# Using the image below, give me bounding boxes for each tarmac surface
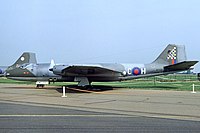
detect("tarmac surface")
[0,84,200,132]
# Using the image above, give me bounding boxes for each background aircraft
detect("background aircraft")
[0,66,7,77]
[4,44,198,87]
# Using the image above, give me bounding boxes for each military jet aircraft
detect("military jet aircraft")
[4,44,198,87]
[0,66,7,77]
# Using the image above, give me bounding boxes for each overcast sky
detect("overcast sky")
[0,0,199,72]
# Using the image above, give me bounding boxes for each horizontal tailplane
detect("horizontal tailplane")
[164,61,198,72]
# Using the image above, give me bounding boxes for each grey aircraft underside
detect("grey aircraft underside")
[0,44,198,87]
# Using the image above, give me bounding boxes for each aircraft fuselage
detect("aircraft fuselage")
[6,63,157,82]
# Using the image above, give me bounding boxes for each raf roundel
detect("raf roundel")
[132,67,141,75]
[21,57,25,61]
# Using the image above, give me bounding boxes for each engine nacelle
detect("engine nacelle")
[52,65,68,75]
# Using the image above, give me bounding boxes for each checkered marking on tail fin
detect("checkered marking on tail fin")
[167,47,177,60]
[167,47,177,65]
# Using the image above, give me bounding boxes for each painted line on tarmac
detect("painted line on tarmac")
[1,100,200,121]
[0,101,200,121]
[0,114,199,121]
[150,115,200,121]
[0,114,135,118]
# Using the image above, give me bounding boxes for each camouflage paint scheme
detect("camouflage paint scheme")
[3,44,198,87]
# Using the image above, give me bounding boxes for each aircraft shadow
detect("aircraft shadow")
[55,85,122,94]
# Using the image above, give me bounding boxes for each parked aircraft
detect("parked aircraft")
[4,44,198,87]
[0,66,7,77]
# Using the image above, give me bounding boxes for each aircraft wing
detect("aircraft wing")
[53,64,122,76]
[120,61,198,80]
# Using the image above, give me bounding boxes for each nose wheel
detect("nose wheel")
[36,81,49,88]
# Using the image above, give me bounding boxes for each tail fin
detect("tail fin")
[152,44,187,65]
[10,52,37,68]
